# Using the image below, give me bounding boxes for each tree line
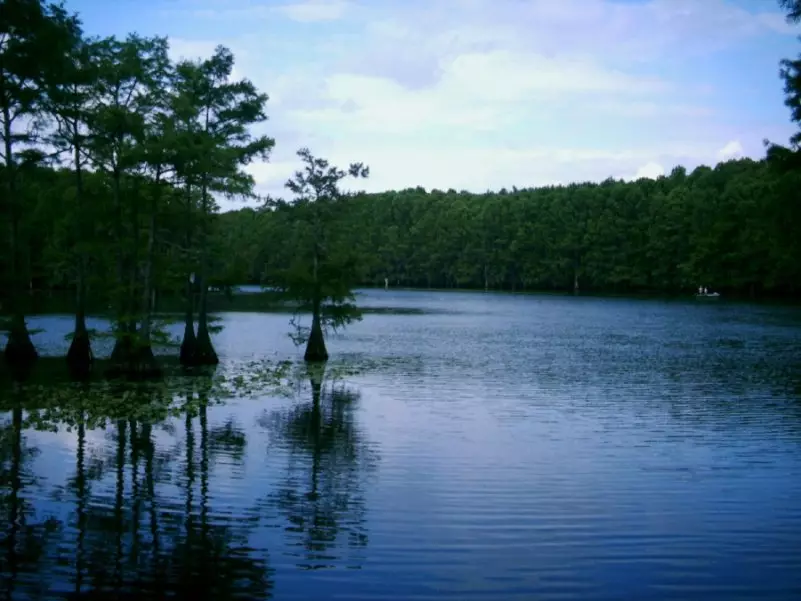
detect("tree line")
[234,158,799,297]
[2,0,800,377]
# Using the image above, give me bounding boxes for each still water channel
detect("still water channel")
[2,290,801,600]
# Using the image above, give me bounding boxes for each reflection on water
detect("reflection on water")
[2,290,801,600]
[0,368,373,600]
[259,367,377,572]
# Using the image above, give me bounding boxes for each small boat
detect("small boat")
[695,285,720,299]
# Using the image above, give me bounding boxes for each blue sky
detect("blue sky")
[64,0,800,207]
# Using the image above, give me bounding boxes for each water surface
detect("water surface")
[2,290,801,600]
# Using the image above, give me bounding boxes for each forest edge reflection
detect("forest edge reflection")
[0,362,376,599]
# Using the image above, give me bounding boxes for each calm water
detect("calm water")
[2,290,801,600]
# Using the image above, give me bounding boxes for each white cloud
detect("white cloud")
[177,0,352,22]
[627,161,667,182]
[718,140,744,161]
[281,51,671,143]
[167,39,219,62]
[594,101,713,118]
[441,51,670,98]
[154,0,798,210]
[249,142,726,202]
[275,0,350,22]
[334,0,799,82]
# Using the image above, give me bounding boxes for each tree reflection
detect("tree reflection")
[0,386,62,600]
[260,364,377,569]
[0,374,274,600]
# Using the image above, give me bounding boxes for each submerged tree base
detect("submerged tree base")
[4,317,39,370]
[110,332,133,364]
[66,329,94,380]
[192,326,219,366]
[124,345,164,380]
[107,337,163,380]
[179,322,198,366]
[303,319,328,362]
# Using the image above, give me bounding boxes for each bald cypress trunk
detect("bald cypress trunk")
[192,177,218,366]
[194,271,218,365]
[132,190,161,378]
[304,253,328,362]
[2,103,37,369]
[66,294,92,378]
[67,142,93,379]
[109,167,135,370]
[179,275,197,366]
[180,182,197,366]
[4,313,37,369]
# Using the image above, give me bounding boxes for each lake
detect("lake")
[2,289,801,600]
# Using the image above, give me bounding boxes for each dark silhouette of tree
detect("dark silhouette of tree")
[259,365,376,569]
[779,0,801,22]
[0,377,275,600]
[265,149,369,362]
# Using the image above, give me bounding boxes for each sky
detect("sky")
[64,0,801,210]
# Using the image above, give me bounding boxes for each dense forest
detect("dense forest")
[233,158,801,296]
[1,0,801,377]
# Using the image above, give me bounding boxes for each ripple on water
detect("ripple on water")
[1,291,801,600]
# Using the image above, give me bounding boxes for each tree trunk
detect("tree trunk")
[133,190,161,378]
[139,208,156,346]
[193,181,218,365]
[191,107,218,366]
[180,275,197,366]
[109,168,134,368]
[180,183,197,365]
[67,144,93,378]
[304,253,328,362]
[2,103,37,369]
[4,312,37,370]
[66,292,92,379]
[194,272,218,365]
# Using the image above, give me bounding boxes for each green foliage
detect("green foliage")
[0,4,279,368]
[287,303,363,347]
[264,148,369,346]
[172,46,274,207]
[243,158,801,297]
[1,1,81,329]
[0,358,297,430]
[781,52,801,147]
[779,0,801,23]
[765,1,801,171]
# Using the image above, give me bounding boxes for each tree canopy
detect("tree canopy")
[232,159,801,297]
